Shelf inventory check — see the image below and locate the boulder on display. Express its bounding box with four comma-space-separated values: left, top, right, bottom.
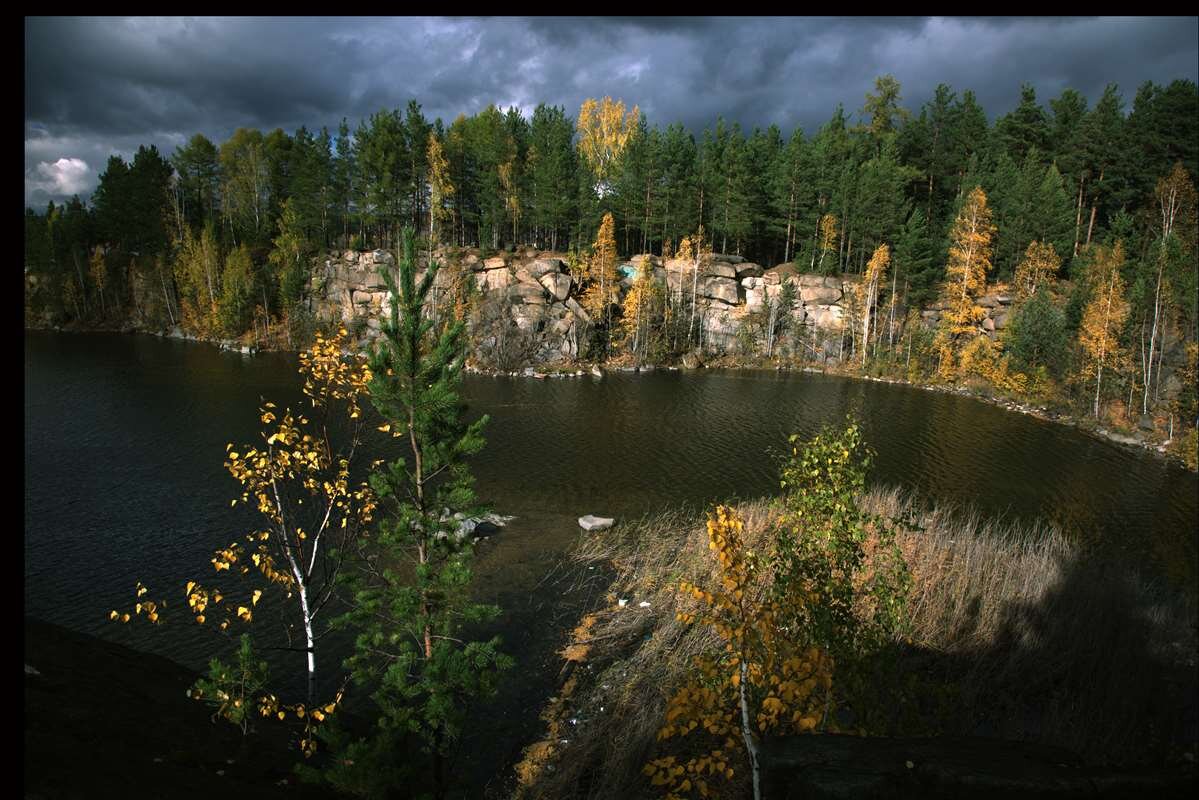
681, 350, 705, 369
978, 294, 1002, 308
479, 267, 511, 292
540, 272, 572, 301
982, 316, 995, 332
352, 290, 372, 305
565, 297, 592, 325
527, 258, 565, 279
700, 276, 740, 305
993, 310, 1010, 330
578, 515, 615, 532
483, 256, 507, 270
509, 281, 547, 305
1138, 414, 1156, 432
709, 253, 745, 264
704, 262, 738, 279
800, 286, 842, 305
735, 262, 764, 279
512, 304, 546, 330
342, 250, 358, 264
362, 269, 387, 289
798, 274, 842, 289
807, 304, 845, 329
741, 276, 763, 289
463, 253, 479, 266
745, 287, 765, 309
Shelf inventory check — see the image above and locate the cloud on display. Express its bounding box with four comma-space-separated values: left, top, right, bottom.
23, 16, 1199, 206
35, 157, 90, 196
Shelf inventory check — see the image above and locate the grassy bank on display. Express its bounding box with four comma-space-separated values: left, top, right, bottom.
513, 489, 1198, 800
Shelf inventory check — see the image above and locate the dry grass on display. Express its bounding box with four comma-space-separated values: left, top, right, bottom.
513, 492, 1198, 800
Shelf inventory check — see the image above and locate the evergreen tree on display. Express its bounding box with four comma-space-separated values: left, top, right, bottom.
896, 207, 937, 309
331, 229, 510, 799
995, 83, 1050, 165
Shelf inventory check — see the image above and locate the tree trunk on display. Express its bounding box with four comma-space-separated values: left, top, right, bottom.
1073, 174, 1085, 257
739, 659, 762, 800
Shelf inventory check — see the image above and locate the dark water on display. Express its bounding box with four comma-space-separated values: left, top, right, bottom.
25, 331, 1198, 675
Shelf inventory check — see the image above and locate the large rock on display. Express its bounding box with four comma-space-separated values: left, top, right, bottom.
745, 287, 765, 309
807, 304, 845, 329
512, 303, 546, 330
527, 258, 565, 279
564, 297, 592, 325
993, 310, 1010, 330
800, 286, 842, 304
978, 294, 1002, 308
578, 515, 615, 532
798, 274, 842, 289
509, 280, 547, 305
709, 253, 745, 264
539, 272, 572, 301
479, 267, 512, 292
700, 276, 740, 305
681, 350, 705, 369
704, 262, 738, 279
362, 269, 388, 289
483, 256, 507, 270
352, 290, 373, 305
735, 262, 764, 279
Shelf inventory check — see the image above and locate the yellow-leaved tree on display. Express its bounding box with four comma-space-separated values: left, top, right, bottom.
644, 506, 834, 800
817, 214, 838, 274
1078, 241, 1131, 419
582, 212, 620, 330
577, 97, 640, 197
621, 255, 664, 361
427, 134, 454, 251
645, 422, 909, 800
934, 186, 995, 379
1013, 240, 1061, 301
110, 325, 375, 754
859, 244, 890, 365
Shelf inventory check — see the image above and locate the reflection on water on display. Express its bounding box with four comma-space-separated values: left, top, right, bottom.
25, 332, 1198, 680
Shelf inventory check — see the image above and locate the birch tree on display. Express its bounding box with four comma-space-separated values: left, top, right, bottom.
1079, 242, 1131, 419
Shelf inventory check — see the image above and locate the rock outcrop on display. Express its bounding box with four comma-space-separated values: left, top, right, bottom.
306, 248, 1041, 369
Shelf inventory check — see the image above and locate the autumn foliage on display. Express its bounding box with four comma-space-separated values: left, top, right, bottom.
644, 422, 910, 800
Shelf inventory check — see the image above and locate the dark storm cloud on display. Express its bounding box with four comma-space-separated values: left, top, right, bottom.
24, 16, 1198, 205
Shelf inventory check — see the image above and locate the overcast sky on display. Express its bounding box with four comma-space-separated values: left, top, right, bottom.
24, 16, 1199, 207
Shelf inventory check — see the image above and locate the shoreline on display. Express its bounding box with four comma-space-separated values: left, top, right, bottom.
26, 322, 1194, 471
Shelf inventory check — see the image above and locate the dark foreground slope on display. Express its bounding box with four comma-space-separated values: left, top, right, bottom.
23, 618, 330, 800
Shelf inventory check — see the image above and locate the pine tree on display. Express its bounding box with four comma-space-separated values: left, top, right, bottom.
332, 228, 511, 799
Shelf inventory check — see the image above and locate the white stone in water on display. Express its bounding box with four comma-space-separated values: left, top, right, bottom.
578, 515, 615, 532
